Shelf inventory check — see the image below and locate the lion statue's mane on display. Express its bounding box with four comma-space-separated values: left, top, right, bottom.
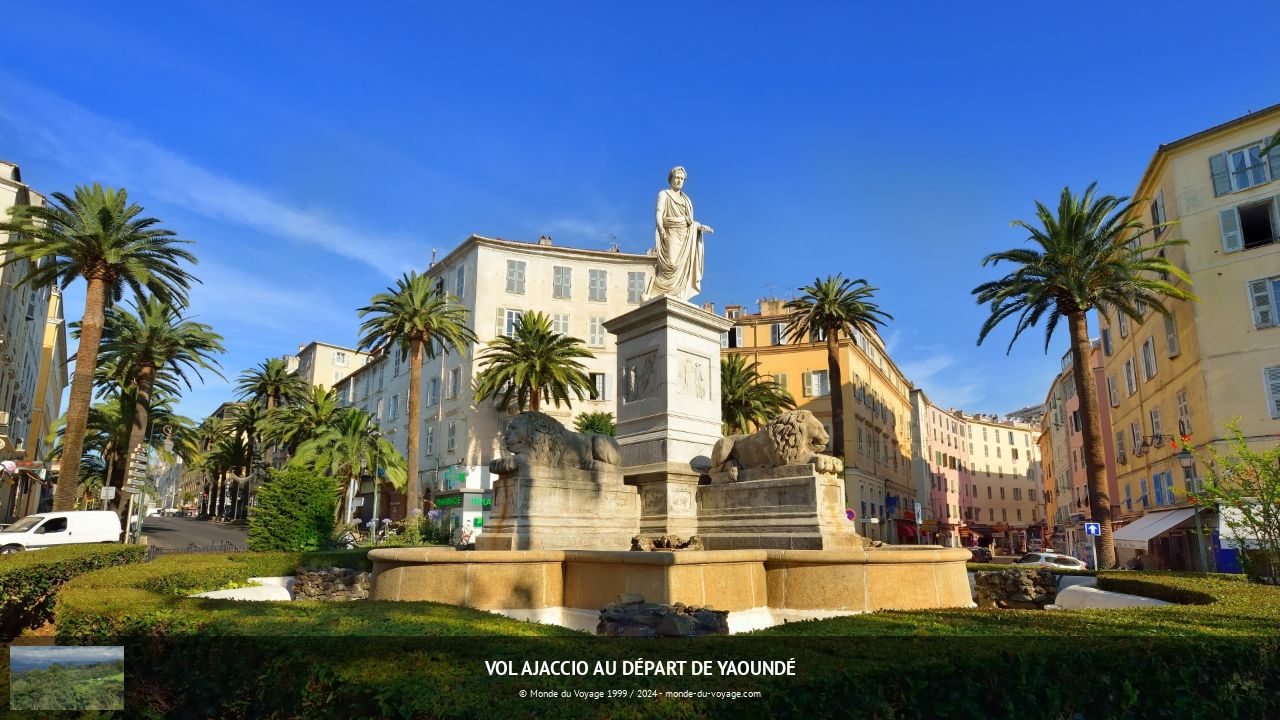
710, 409, 844, 480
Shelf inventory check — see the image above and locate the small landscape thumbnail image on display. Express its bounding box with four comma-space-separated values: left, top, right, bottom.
9, 645, 124, 711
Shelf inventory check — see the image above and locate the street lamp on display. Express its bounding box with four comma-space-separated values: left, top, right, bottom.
369, 429, 382, 546
1178, 447, 1208, 573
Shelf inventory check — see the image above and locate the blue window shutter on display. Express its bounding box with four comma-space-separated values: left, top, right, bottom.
1154, 475, 1165, 506
1209, 152, 1232, 196
1140, 479, 1149, 508
861, 501, 867, 518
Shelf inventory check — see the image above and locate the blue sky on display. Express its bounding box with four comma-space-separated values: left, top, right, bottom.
10, 645, 123, 671
1, 2, 1278, 421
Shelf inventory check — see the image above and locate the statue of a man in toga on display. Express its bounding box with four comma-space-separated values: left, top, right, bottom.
646, 166, 714, 302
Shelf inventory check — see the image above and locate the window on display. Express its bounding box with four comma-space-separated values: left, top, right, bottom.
1008, 431, 1014, 444
1139, 478, 1149, 508
1248, 276, 1280, 328
1115, 431, 1126, 462
1016, 508, 1022, 521
802, 370, 830, 397
773, 373, 788, 392
1164, 313, 1180, 357
809, 327, 826, 343
553, 266, 572, 298
455, 265, 466, 298
1100, 327, 1113, 356
505, 260, 526, 294
1219, 197, 1280, 253
424, 426, 436, 456
447, 420, 457, 452
428, 377, 440, 406
333, 351, 348, 366
1002, 509, 1008, 522
1123, 358, 1137, 395
1013, 488, 1022, 501
497, 308, 523, 337
1150, 190, 1167, 235
589, 372, 608, 401
1107, 375, 1119, 407
1124, 484, 1132, 512
987, 486, 992, 499
589, 316, 606, 347
1029, 489, 1036, 501
989, 508, 994, 522
1117, 313, 1129, 338
770, 323, 787, 345
448, 367, 461, 399
1154, 473, 1165, 506
722, 327, 743, 348
1176, 390, 1191, 436
588, 269, 607, 301
553, 313, 570, 335
1130, 421, 1142, 454
1210, 141, 1277, 195
1149, 407, 1163, 439
1140, 337, 1158, 381
1000, 487, 1005, 500
627, 272, 646, 303
1012, 448, 1019, 461
1266, 365, 1280, 419
389, 394, 399, 420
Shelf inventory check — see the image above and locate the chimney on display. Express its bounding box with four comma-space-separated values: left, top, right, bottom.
701, 302, 715, 314
538, 235, 553, 246
430, 248, 438, 267
298, 344, 305, 352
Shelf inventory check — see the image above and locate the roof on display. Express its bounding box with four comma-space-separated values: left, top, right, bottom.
430, 234, 654, 273
1133, 103, 1280, 197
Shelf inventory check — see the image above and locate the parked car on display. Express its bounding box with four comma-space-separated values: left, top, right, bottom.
969, 547, 993, 563
0, 511, 123, 553
1012, 552, 1088, 570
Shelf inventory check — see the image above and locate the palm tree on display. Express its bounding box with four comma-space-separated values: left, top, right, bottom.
236, 358, 307, 412
227, 401, 267, 475
292, 408, 407, 524
474, 311, 595, 414
972, 182, 1196, 569
784, 275, 893, 460
263, 386, 342, 456
96, 297, 223, 506
357, 271, 474, 517
1, 184, 197, 510
720, 355, 797, 435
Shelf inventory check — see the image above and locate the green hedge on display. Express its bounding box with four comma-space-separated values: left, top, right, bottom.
0, 543, 144, 639
247, 467, 339, 551
966, 561, 1097, 576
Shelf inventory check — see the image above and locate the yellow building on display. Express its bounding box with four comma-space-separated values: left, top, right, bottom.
1098, 104, 1280, 570
720, 299, 916, 543
25, 286, 67, 463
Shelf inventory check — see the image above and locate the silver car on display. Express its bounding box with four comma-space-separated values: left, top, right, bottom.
1013, 552, 1088, 570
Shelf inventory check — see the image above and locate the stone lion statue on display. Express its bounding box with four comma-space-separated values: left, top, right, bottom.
489, 411, 623, 474
710, 410, 844, 480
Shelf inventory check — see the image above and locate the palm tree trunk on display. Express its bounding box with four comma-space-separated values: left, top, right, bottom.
54, 277, 108, 511
117, 364, 157, 511
1069, 309, 1115, 568
406, 338, 423, 517
529, 382, 541, 413
825, 332, 845, 459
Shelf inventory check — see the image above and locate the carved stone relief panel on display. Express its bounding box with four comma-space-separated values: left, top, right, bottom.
623, 350, 659, 403
676, 350, 709, 400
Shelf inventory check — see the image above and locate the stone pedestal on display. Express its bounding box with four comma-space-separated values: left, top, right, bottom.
604, 297, 732, 535
696, 464, 863, 550
475, 465, 639, 551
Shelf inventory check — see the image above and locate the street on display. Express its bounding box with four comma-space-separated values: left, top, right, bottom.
140, 515, 247, 551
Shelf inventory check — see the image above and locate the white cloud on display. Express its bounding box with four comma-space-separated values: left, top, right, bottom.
0, 77, 414, 276
11, 645, 123, 664
186, 261, 353, 336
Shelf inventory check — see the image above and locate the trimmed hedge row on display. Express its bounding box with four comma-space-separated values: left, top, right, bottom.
50, 556, 1280, 719
0, 543, 145, 639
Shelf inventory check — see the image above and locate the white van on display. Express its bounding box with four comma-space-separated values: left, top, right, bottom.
0, 511, 123, 553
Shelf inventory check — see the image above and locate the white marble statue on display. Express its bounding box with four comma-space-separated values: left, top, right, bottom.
647, 166, 714, 302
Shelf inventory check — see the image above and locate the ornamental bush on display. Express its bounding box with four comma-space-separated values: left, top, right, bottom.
0, 543, 144, 639
247, 467, 339, 552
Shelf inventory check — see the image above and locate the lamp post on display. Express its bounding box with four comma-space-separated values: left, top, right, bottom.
1178, 447, 1207, 573
369, 430, 381, 546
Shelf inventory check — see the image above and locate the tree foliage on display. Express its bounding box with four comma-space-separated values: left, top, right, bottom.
1190, 421, 1280, 584
247, 467, 340, 552
474, 311, 594, 413
720, 355, 796, 435
573, 411, 617, 437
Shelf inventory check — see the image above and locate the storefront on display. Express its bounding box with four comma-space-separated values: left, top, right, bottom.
433, 490, 492, 543
895, 511, 918, 544
1112, 507, 1207, 570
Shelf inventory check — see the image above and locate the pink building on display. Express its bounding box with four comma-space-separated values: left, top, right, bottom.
921, 405, 971, 548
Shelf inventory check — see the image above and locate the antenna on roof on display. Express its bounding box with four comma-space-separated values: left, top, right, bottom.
604, 233, 620, 252
429, 248, 438, 267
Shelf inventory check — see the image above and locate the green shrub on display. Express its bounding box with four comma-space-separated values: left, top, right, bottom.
0, 544, 144, 639
966, 561, 1097, 576
247, 467, 338, 551
573, 411, 616, 436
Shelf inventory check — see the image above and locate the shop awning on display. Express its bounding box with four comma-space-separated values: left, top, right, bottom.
1113, 508, 1196, 549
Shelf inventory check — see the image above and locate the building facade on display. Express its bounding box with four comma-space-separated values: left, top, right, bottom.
332, 234, 657, 526
286, 341, 369, 391
720, 299, 916, 543
1097, 105, 1280, 570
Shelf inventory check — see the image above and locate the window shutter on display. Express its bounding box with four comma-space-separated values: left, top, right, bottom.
1219, 207, 1243, 253
1209, 152, 1232, 196
495, 308, 506, 337
1163, 314, 1180, 357
1249, 279, 1275, 328
1107, 376, 1119, 407
1266, 366, 1280, 419
1269, 142, 1280, 183
1154, 475, 1165, 506
801, 371, 812, 397
1155, 190, 1166, 226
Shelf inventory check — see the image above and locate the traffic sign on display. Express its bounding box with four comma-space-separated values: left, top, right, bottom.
100, 486, 117, 501
123, 487, 142, 495
1085, 522, 1101, 536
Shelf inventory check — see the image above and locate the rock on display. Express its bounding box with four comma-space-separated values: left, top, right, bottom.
974, 569, 1058, 610
657, 614, 698, 636
293, 567, 372, 602
596, 599, 729, 637
630, 534, 704, 551
618, 593, 646, 605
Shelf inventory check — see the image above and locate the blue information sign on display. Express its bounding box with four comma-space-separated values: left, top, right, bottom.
1085, 522, 1101, 536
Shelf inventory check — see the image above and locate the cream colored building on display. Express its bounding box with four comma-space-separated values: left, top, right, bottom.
0, 162, 61, 520
720, 299, 915, 543
957, 413, 1042, 554
1096, 104, 1280, 570
333, 234, 656, 521
286, 341, 369, 390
